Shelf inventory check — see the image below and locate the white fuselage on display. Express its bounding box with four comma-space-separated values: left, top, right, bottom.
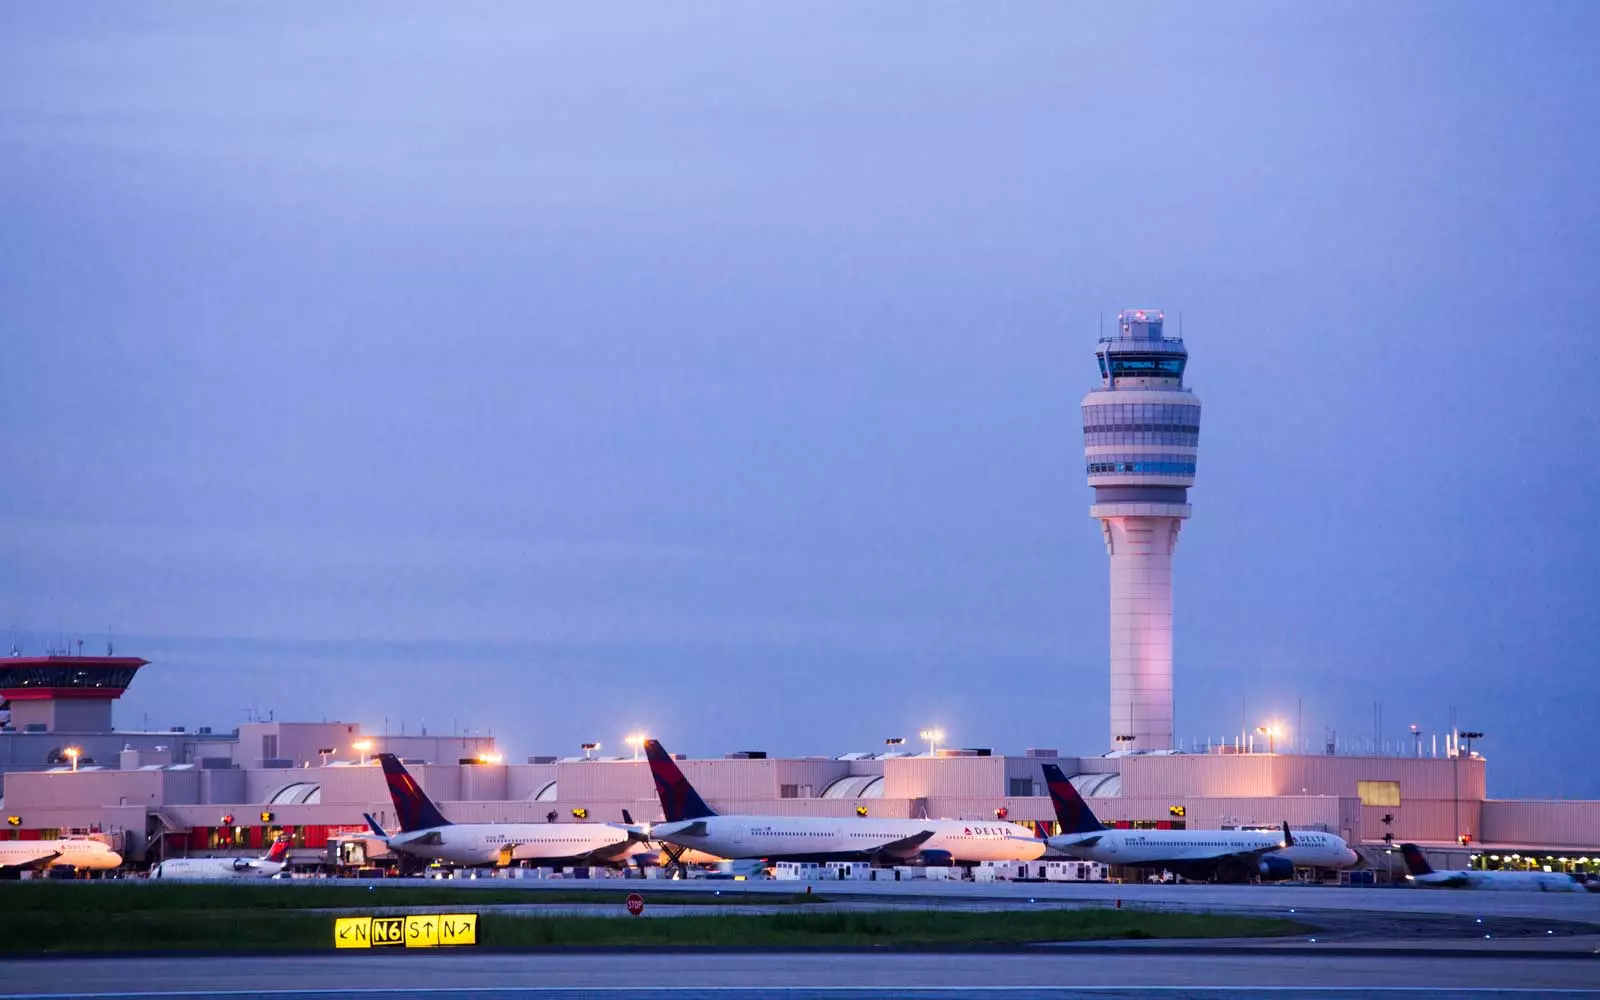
1409, 869, 1589, 892
386, 823, 639, 867
652, 816, 1047, 864
0, 838, 122, 871
150, 857, 287, 881
1048, 829, 1357, 870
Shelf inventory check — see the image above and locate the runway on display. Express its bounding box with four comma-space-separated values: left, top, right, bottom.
346, 874, 1600, 922
4, 953, 1598, 998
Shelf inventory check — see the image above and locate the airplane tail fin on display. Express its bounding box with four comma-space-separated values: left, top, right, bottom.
362, 813, 389, 839
1281, 821, 1295, 848
1398, 843, 1434, 876
643, 740, 717, 822
1040, 763, 1106, 833
621, 808, 635, 826
264, 834, 292, 864
377, 753, 453, 832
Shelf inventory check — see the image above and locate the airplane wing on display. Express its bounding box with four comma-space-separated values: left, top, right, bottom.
0, 849, 62, 873
579, 841, 647, 865
662, 821, 710, 839
868, 830, 936, 862
604, 822, 654, 845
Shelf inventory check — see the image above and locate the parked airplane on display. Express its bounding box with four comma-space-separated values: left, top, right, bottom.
1037, 763, 1357, 882
644, 739, 1046, 865
367, 753, 646, 871
0, 837, 122, 875
1399, 843, 1593, 892
149, 836, 291, 881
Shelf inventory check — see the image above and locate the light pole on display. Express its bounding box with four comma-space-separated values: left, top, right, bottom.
64, 746, 81, 772
918, 728, 944, 756
353, 739, 373, 765
625, 733, 647, 760
1113, 734, 1136, 753
1460, 731, 1484, 757
884, 737, 905, 749
581, 742, 600, 760
477, 751, 503, 765
1410, 724, 1421, 758
1256, 725, 1280, 755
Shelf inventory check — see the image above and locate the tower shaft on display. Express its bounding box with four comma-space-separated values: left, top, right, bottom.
1100, 513, 1181, 752
1081, 309, 1200, 754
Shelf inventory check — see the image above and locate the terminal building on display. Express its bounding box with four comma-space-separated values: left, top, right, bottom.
3, 311, 1595, 877
0, 655, 1594, 877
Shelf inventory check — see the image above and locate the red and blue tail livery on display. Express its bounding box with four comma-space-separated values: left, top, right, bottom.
377, 752, 454, 832
1399, 843, 1435, 876
1040, 763, 1106, 834
264, 835, 292, 864
644, 739, 717, 822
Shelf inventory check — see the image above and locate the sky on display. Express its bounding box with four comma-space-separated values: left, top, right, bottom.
3, 2, 1597, 798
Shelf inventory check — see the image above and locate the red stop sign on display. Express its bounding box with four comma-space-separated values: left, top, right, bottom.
625, 892, 645, 916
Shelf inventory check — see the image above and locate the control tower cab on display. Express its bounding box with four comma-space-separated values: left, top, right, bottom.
0, 656, 149, 733
1081, 309, 1201, 754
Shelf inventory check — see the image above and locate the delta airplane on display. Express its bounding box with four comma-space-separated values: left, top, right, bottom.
1037, 763, 1357, 882
1400, 843, 1595, 892
0, 837, 122, 875
150, 836, 291, 881
367, 753, 646, 870
644, 739, 1046, 865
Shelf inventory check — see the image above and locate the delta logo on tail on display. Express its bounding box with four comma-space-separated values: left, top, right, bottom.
643, 740, 717, 822
265, 835, 291, 863
1040, 763, 1106, 834
1399, 843, 1435, 876
377, 753, 453, 832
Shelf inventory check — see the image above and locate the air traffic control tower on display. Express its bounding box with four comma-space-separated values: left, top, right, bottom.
1082, 309, 1200, 753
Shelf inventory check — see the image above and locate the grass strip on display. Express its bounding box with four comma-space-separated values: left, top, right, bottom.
0, 907, 1303, 955
0, 883, 812, 912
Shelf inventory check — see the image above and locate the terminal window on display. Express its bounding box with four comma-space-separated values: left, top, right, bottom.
1358, 780, 1401, 807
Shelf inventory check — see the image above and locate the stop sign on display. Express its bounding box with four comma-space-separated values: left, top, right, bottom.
625, 892, 645, 916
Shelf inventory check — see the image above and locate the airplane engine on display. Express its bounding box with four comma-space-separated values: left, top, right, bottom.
1257, 856, 1295, 881
916, 850, 954, 867
232, 858, 253, 872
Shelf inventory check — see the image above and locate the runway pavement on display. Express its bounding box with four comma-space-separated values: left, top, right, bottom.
4, 952, 1598, 998
346, 873, 1600, 922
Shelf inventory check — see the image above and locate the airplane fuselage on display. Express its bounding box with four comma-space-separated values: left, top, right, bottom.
651, 815, 1046, 864
1408, 870, 1590, 892
386, 822, 639, 867
1047, 829, 1357, 875
0, 839, 122, 871
150, 858, 287, 881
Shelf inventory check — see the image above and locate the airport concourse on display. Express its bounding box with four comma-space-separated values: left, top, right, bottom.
0, 653, 1595, 886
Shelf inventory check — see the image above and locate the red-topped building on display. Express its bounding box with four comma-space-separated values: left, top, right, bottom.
0, 656, 149, 733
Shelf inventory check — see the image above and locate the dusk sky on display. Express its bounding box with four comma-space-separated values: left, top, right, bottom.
4, 3, 1596, 798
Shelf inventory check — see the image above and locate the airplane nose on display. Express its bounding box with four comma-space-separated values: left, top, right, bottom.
107, 852, 123, 867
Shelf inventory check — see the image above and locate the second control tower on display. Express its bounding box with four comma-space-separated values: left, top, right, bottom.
1082, 309, 1200, 753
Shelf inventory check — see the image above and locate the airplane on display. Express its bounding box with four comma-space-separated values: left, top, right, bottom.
149, 835, 291, 881
366, 753, 647, 871
0, 837, 122, 877
1399, 843, 1594, 892
1036, 763, 1357, 882
644, 739, 1046, 866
